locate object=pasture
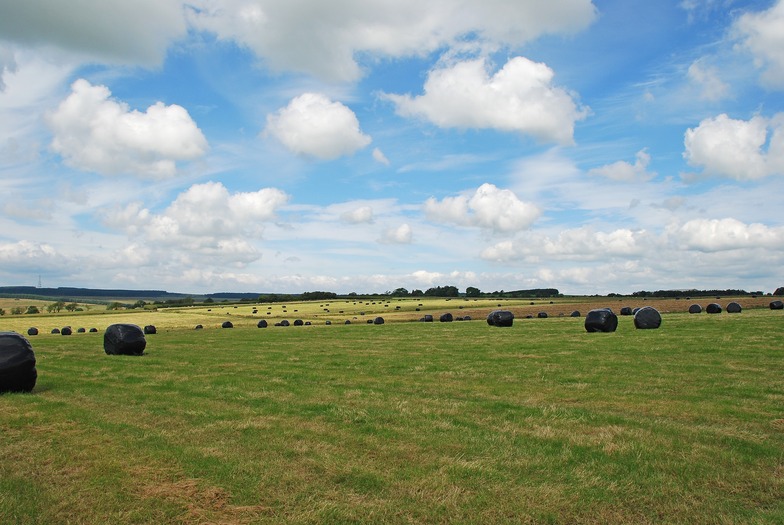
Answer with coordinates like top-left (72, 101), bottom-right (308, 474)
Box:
top-left (1, 299), bottom-right (782, 524)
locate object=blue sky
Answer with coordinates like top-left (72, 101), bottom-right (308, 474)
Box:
top-left (1, 0), bottom-right (783, 295)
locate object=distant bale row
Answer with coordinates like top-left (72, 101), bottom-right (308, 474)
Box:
top-left (28, 327), bottom-right (98, 336)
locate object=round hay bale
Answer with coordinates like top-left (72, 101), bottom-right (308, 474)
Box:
top-left (367, 319), bottom-right (373, 324)
top-left (293, 319), bottom-right (304, 326)
top-left (584, 309), bottom-right (618, 333)
top-left (77, 327), bottom-right (86, 333)
top-left (770, 300), bottom-right (784, 310)
top-left (51, 328), bottom-right (60, 334)
top-left (325, 320), bottom-right (332, 325)
top-left (257, 320), bottom-right (268, 328)
top-left (487, 310), bottom-right (514, 327)
top-left (89, 328), bottom-right (98, 333)
top-left (633, 306), bottom-right (661, 329)
top-left (280, 320), bottom-right (290, 327)
top-left (373, 317), bottom-right (384, 325)
top-left (464, 315), bottom-right (471, 321)
top-left (61, 327), bottom-right (72, 336)
top-left (344, 320), bottom-right (351, 325)
top-left (688, 304), bottom-right (702, 314)
top-left (194, 324), bottom-right (203, 330)
top-left (104, 324), bottom-right (146, 356)
top-left (706, 303), bottom-right (722, 314)
top-left (537, 312), bottom-right (548, 319)
top-left (27, 327), bottom-right (38, 336)
top-left (726, 302), bottom-right (742, 313)
top-left (0, 332), bottom-right (37, 394)
top-left (221, 321), bottom-right (233, 328)
top-left (570, 311), bottom-right (581, 317)
top-left (440, 313), bottom-right (453, 322)
top-left (143, 325), bottom-right (157, 335)
top-left (620, 307), bottom-right (633, 316)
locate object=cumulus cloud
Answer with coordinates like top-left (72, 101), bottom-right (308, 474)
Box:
top-left (341, 206), bottom-right (374, 224)
top-left (0, 0), bottom-right (186, 67)
top-left (687, 59), bottom-right (730, 101)
top-left (380, 223), bottom-right (412, 244)
top-left (480, 226), bottom-right (651, 262)
top-left (102, 181), bottom-right (288, 263)
top-left (0, 240), bottom-right (68, 270)
top-left (588, 149), bottom-right (656, 182)
top-left (47, 79), bottom-right (208, 178)
top-left (424, 183), bottom-right (540, 233)
top-left (188, 0), bottom-right (597, 82)
top-left (264, 93), bottom-right (371, 160)
top-left (734, 0), bottom-right (784, 89)
top-left (385, 57), bottom-right (587, 144)
top-left (670, 217), bottom-right (784, 252)
top-left (683, 113), bottom-right (784, 180)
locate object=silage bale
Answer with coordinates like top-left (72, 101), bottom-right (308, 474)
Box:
top-left (570, 311), bottom-right (581, 317)
top-left (537, 312), bottom-right (548, 319)
top-left (440, 313), bottom-right (453, 322)
top-left (620, 307), bottom-right (633, 316)
top-left (144, 325), bottom-right (157, 334)
top-left (0, 332), bottom-right (37, 394)
top-left (257, 320), bottom-right (268, 328)
top-left (487, 310), bottom-right (514, 327)
top-left (584, 309), bottom-right (618, 333)
top-left (104, 324), bottom-right (146, 356)
top-left (706, 303), bottom-right (722, 314)
top-left (373, 317), bottom-right (385, 325)
top-left (221, 321), bottom-right (234, 328)
top-left (770, 300), bottom-right (784, 310)
top-left (688, 304), bottom-right (702, 314)
top-left (27, 327), bottom-right (38, 336)
top-left (726, 302), bottom-right (742, 313)
top-left (61, 327), bottom-right (72, 336)
top-left (633, 306), bottom-right (661, 329)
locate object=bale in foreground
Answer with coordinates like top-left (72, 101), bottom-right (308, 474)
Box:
top-left (487, 310), bottom-right (514, 327)
top-left (104, 324), bottom-right (146, 356)
top-left (0, 332), bottom-right (37, 393)
top-left (633, 306), bottom-right (662, 329)
top-left (584, 309), bottom-right (618, 333)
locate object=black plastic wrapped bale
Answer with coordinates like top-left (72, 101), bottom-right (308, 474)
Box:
top-left (89, 328), bottom-right (98, 333)
top-left (688, 304), bottom-right (702, 314)
top-left (222, 321), bottom-right (234, 328)
top-left (771, 300), bottom-right (784, 310)
top-left (257, 320), bottom-right (268, 328)
top-left (194, 324), bottom-right (203, 330)
top-left (144, 325), bottom-right (157, 335)
top-left (103, 324), bottom-right (146, 356)
top-left (61, 327), bottom-right (72, 336)
top-left (537, 312), bottom-right (548, 319)
top-left (487, 310), bottom-right (514, 327)
top-left (77, 328), bottom-right (86, 333)
top-left (51, 328), bottom-right (60, 334)
top-left (620, 307), bottom-right (633, 316)
top-left (0, 332), bottom-right (37, 394)
top-left (633, 306), bottom-right (661, 329)
top-left (27, 327), bottom-right (38, 336)
top-left (439, 313), bottom-right (453, 322)
top-left (373, 317), bottom-right (385, 325)
top-left (584, 309), bottom-right (618, 333)
top-left (726, 302), bottom-right (742, 313)
top-left (422, 315), bottom-right (433, 322)
top-left (570, 311), bottom-right (581, 317)
top-left (280, 320), bottom-right (290, 327)
top-left (293, 319), bottom-right (304, 326)
top-left (706, 303), bottom-right (722, 314)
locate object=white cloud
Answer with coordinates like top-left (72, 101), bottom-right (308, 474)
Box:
top-left (670, 217), bottom-right (784, 252)
top-left (372, 147), bottom-right (390, 166)
top-left (734, 0), bottom-right (784, 89)
top-left (683, 113), bottom-right (784, 180)
top-left (0, 0), bottom-right (187, 67)
top-left (101, 181), bottom-right (288, 264)
top-left (380, 223), bottom-right (412, 244)
top-left (588, 149), bottom-right (656, 182)
top-left (264, 93), bottom-right (371, 160)
top-left (385, 57), bottom-right (587, 144)
top-left (687, 59), bottom-right (730, 101)
top-left (47, 79), bottom-right (208, 178)
top-left (0, 240), bottom-right (68, 271)
top-left (425, 183), bottom-right (540, 233)
top-left (341, 206), bottom-right (374, 224)
top-left (188, 0), bottom-right (597, 82)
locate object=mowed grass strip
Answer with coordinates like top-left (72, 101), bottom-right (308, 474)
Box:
top-left (1, 311), bottom-right (783, 524)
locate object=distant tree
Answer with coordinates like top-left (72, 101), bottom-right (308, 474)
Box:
top-left (391, 287), bottom-right (409, 297)
top-left (25, 306), bottom-right (40, 314)
top-left (132, 300), bottom-right (147, 309)
top-left (424, 285), bottom-right (459, 297)
top-left (0, 308), bottom-right (4, 316)
top-left (410, 289), bottom-right (424, 297)
top-left (465, 286), bottom-right (481, 297)
top-left (106, 302), bottom-right (123, 311)
top-left (47, 301), bottom-right (66, 313)
top-left (204, 297), bottom-right (214, 304)
top-left (11, 307), bottom-right (23, 315)
top-left (65, 303), bottom-right (79, 312)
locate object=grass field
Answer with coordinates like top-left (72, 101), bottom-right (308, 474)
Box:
top-left (1, 300), bottom-right (783, 524)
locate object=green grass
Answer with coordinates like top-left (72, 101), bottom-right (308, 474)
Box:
top-left (1, 309), bottom-right (783, 524)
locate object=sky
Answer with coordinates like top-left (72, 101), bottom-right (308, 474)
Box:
top-left (1, 0), bottom-right (783, 295)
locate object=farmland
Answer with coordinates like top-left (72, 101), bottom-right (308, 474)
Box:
top-left (1, 297), bottom-right (782, 524)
